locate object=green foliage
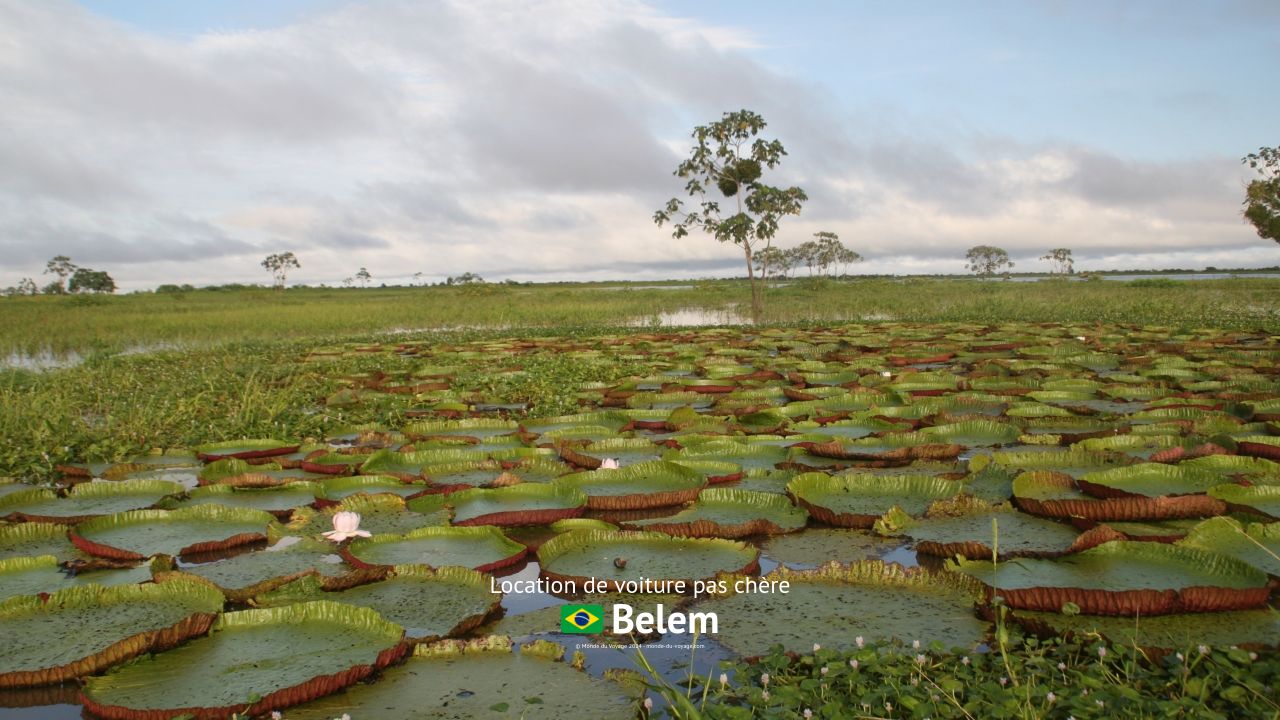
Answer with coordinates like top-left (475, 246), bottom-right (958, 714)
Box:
top-left (68, 268), bottom-right (116, 294)
top-left (260, 252), bottom-right (300, 290)
top-left (654, 109), bottom-right (808, 320)
top-left (1243, 146), bottom-right (1280, 244)
top-left (965, 245), bottom-right (1015, 277)
top-left (683, 635), bottom-right (1280, 719)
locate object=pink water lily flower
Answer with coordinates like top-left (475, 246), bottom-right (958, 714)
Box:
top-left (600, 458), bottom-right (620, 469)
top-left (323, 511), bottom-right (372, 542)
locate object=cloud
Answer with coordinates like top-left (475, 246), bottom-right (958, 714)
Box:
top-left (0, 0), bottom-right (1269, 291)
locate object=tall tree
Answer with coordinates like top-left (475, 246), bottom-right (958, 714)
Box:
top-left (654, 110), bottom-right (807, 322)
top-left (68, 268), bottom-right (116, 294)
top-left (43, 255), bottom-right (77, 295)
top-left (965, 245), bottom-right (1014, 277)
top-left (355, 267), bottom-right (372, 287)
top-left (261, 252), bottom-right (300, 290)
top-left (1040, 248), bottom-right (1074, 274)
top-left (752, 246), bottom-right (787, 279)
top-left (1243, 146), bottom-right (1280, 244)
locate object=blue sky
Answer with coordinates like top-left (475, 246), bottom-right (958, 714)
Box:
top-left (2, 0), bottom-right (1276, 289)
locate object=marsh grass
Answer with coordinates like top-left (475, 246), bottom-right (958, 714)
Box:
top-left (1, 278), bottom-right (1276, 358)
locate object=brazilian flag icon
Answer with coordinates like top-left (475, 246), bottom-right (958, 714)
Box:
top-left (560, 604), bottom-right (604, 633)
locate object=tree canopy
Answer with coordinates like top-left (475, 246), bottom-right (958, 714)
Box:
top-left (1243, 146), bottom-right (1280, 244)
top-left (261, 252), bottom-right (300, 290)
top-left (654, 109), bottom-right (807, 321)
top-left (965, 245), bottom-right (1014, 277)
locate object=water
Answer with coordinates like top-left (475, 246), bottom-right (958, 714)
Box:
top-left (1, 342), bottom-right (186, 372)
top-left (1000, 272), bottom-right (1280, 282)
top-left (629, 308), bottom-right (750, 327)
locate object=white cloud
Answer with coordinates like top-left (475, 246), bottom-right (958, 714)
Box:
top-left (0, 0), bottom-right (1270, 291)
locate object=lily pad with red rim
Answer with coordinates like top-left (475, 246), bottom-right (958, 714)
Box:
top-left (343, 526), bottom-right (526, 573)
top-left (619, 488), bottom-right (808, 538)
top-left (194, 439), bottom-right (301, 462)
top-left (688, 561), bottom-right (988, 657)
top-left (254, 565), bottom-right (499, 641)
top-left (282, 636), bottom-right (639, 720)
top-left (408, 483), bottom-right (587, 527)
top-left (79, 600), bottom-right (407, 720)
top-left (950, 540), bottom-right (1271, 615)
top-left (0, 577), bottom-right (224, 688)
top-left (786, 472), bottom-right (962, 528)
top-left (536, 529), bottom-right (758, 590)
top-left (70, 505), bottom-right (279, 561)
top-left (552, 460), bottom-right (707, 510)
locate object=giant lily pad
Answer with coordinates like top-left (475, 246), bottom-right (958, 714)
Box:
top-left (194, 439), bottom-right (300, 462)
top-left (1209, 483), bottom-right (1280, 519)
top-left (762, 529), bottom-right (903, 569)
top-left (0, 522), bottom-right (76, 562)
top-left (619, 488), bottom-right (808, 537)
top-left (1013, 606), bottom-right (1280, 651)
top-left (256, 565), bottom-right (499, 641)
top-left (0, 480), bottom-right (185, 524)
top-left (1177, 517), bottom-right (1280, 576)
top-left (1013, 470), bottom-right (1226, 521)
top-left (917, 420), bottom-right (1020, 446)
top-left (897, 503), bottom-right (1084, 559)
top-left (786, 472), bottom-right (961, 528)
top-left (71, 505), bottom-right (278, 561)
top-left (156, 537), bottom-right (351, 601)
top-left (0, 555), bottom-right (152, 603)
top-left (168, 481), bottom-right (324, 518)
top-left (552, 460), bottom-right (706, 510)
top-left (344, 526), bottom-right (526, 573)
top-left (80, 601), bottom-right (407, 720)
top-left (321, 474), bottom-right (429, 500)
top-left (951, 540), bottom-right (1271, 615)
top-left (0, 578), bottom-right (224, 688)
top-left (1078, 463), bottom-right (1223, 498)
top-left (408, 483), bottom-right (587, 526)
top-left (289, 494), bottom-right (450, 538)
top-left (284, 637), bottom-right (639, 720)
top-left (537, 529), bottom-right (758, 590)
top-left (689, 561), bottom-right (988, 657)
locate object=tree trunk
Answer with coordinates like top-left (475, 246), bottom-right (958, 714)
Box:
top-left (743, 244), bottom-right (762, 323)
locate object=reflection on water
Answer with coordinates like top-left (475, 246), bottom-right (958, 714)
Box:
top-left (630, 307), bottom-right (750, 327)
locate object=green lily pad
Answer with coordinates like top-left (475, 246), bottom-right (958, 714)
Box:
top-left (161, 537), bottom-right (350, 601)
top-left (917, 420), bottom-right (1020, 446)
top-left (951, 540), bottom-right (1271, 615)
top-left (0, 523), bottom-right (76, 562)
top-left (80, 601), bottom-right (406, 719)
top-left (762, 528), bottom-right (903, 569)
top-left (1014, 607), bottom-right (1280, 650)
top-left (1079, 463), bottom-right (1223, 497)
top-left (256, 565), bottom-right (499, 641)
top-left (553, 460), bottom-right (706, 510)
top-left (1177, 517), bottom-right (1280, 576)
top-left (0, 480), bottom-right (185, 523)
top-left (0, 555), bottom-right (152, 603)
top-left (900, 504), bottom-right (1082, 559)
top-left (71, 505), bottom-right (279, 561)
top-left (289, 494), bottom-right (450, 538)
top-left (690, 561), bottom-right (988, 656)
top-left (321, 475), bottom-right (429, 500)
top-left (787, 472), bottom-right (961, 527)
top-left (284, 637), bottom-right (638, 720)
top-left (409, 483), bottom-right (587, 527)
top-left (537, 529), bottom-right (758, 590)
top-left (194, 439), bottom-right (300, 461)
top-left (0, 578), bottom-right (224, 688)
top-left (170, 482), bottom-right (324, 515)
top-left (345, 526), bottom-right (526, 573)
top-left (1209, 483), bottom-right (1280, 519)
top-left (620, 488), bottom-right (808, 537)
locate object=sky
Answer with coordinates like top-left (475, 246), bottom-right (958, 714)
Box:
top-left (1, 0), bottom-right (1277, 291)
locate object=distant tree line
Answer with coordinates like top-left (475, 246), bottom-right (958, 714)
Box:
top-left (2, 255), bottom-right (116, 297)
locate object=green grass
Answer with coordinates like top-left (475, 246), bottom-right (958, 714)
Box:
top-left (1, 277), bottom-right (1277, 358)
